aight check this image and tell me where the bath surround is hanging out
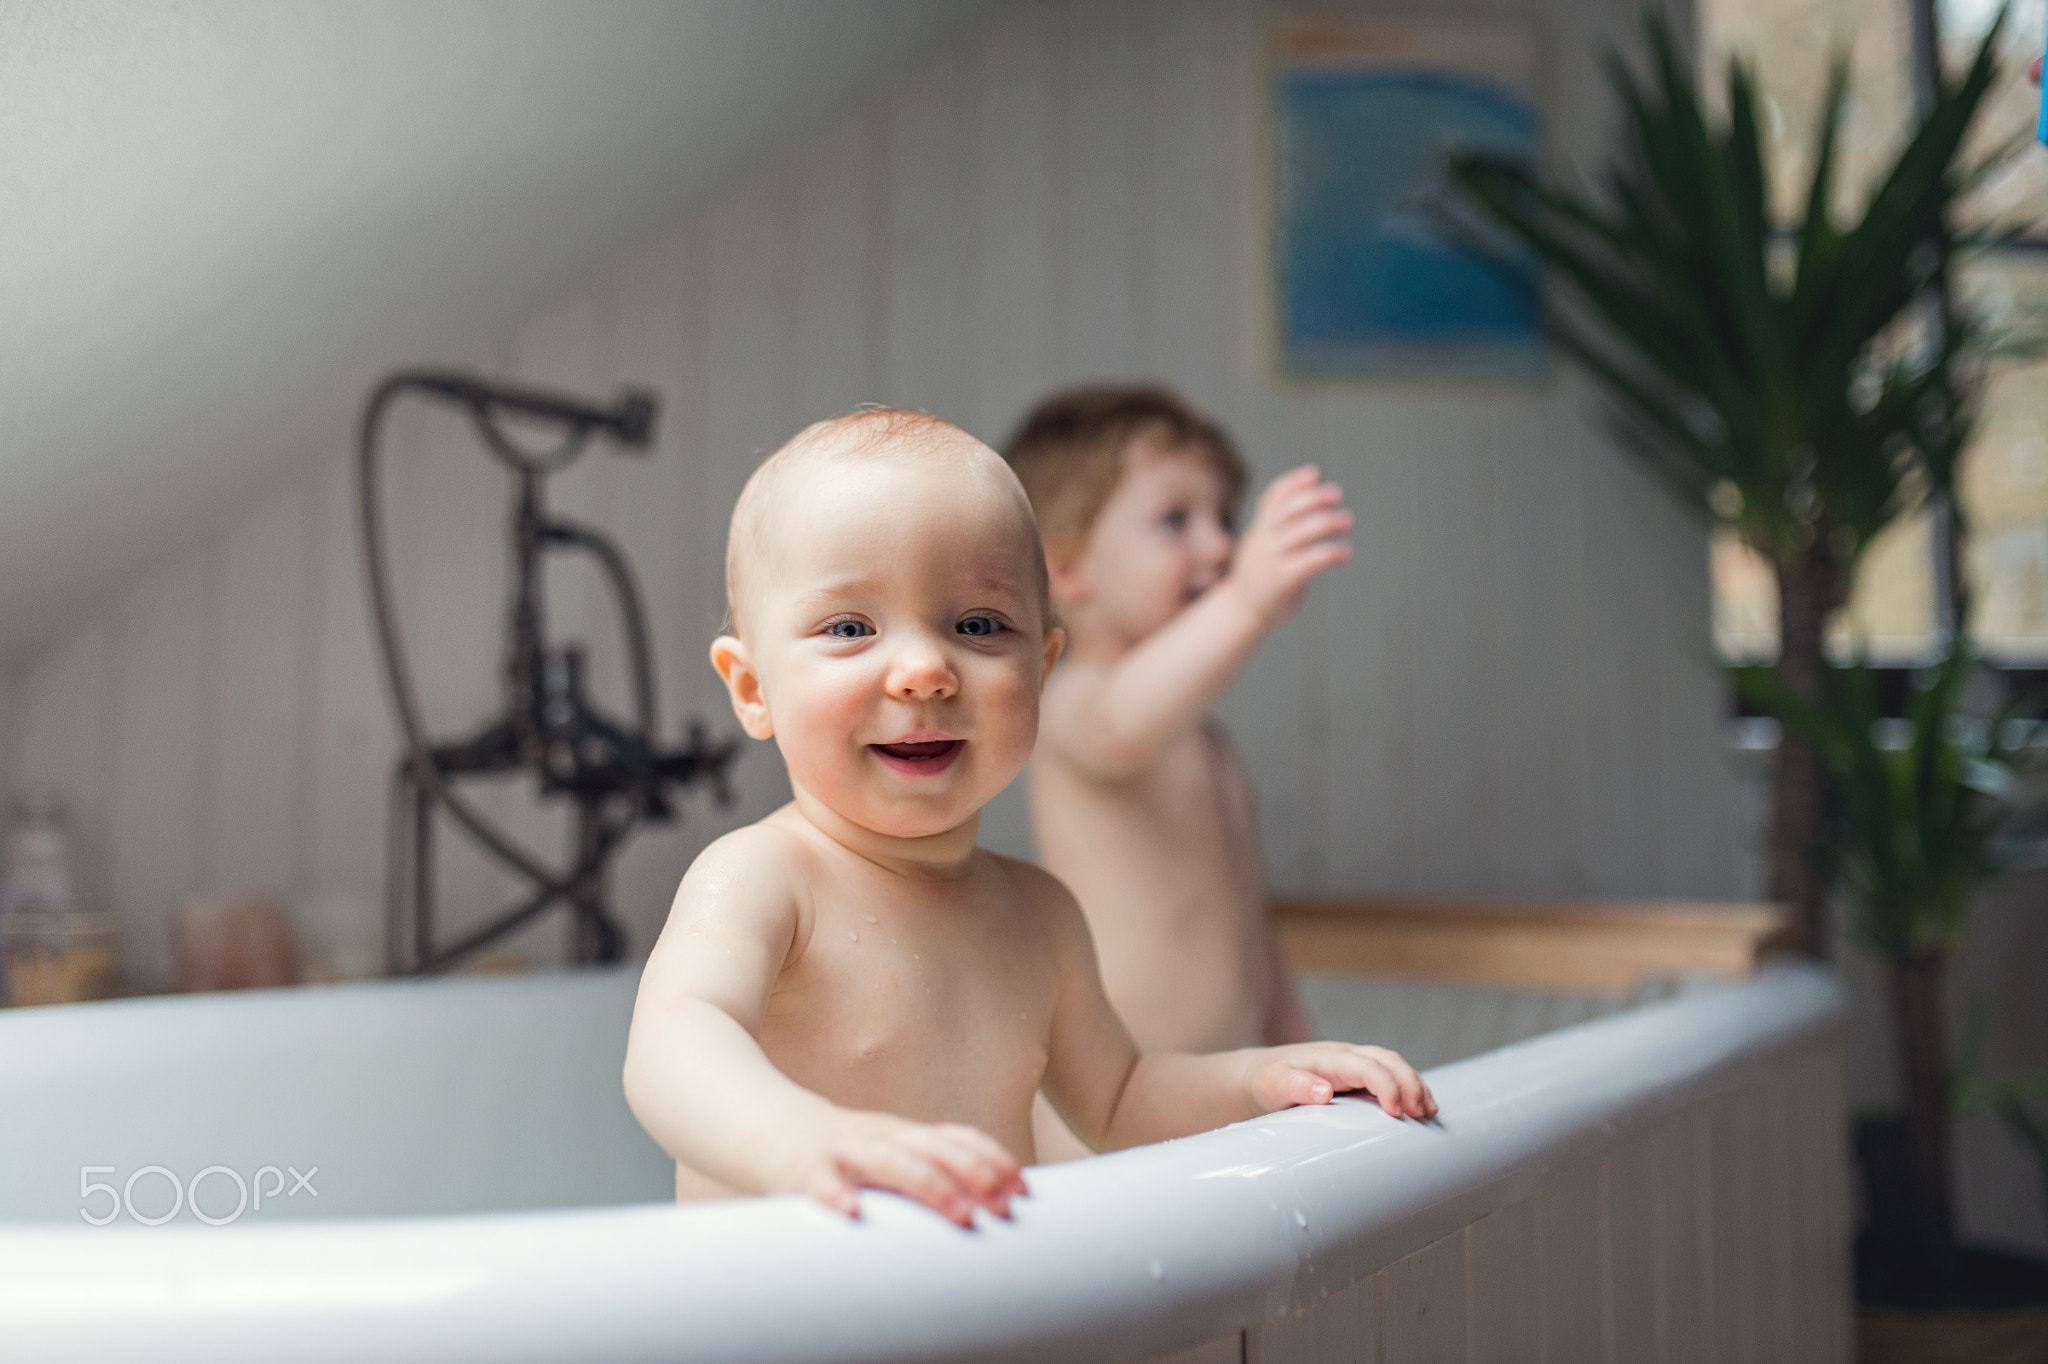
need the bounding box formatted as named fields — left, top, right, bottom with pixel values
left=0, top=965, right=1849, bottom=1361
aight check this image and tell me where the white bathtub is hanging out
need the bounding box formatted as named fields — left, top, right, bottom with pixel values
left=0, top=965, right=1850, bottom=1362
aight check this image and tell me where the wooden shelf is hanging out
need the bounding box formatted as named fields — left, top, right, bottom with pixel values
left=1275, top=897, right=1796, bottom=993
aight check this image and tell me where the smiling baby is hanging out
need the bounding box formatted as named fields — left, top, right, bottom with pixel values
left=622, top=407, right=1433, bottom=1226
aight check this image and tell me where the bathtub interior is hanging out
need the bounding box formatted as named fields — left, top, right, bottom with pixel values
left=1294, top=968, right=1718, bottom=1071
left=0, top=964, right=1726, bottom=1225
left=0, top=969, right=673, bottom=1222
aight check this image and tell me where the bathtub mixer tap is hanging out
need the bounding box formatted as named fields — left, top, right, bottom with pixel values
left=356, top=370, right=738, bottom=975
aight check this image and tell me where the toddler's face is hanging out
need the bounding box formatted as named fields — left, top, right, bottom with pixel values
left=1058, top=433, right=1235, bottom=644
left=722, top=452, right=1059, bottom=841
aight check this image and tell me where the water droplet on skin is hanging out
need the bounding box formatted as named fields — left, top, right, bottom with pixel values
left=862, top=914, right=878, bottom=924
left=848, top=931, right=859, bottom=942
left=1294, top=1210, right=1307, bottom=1229
left=912, top=953, right=919, bottom=959
left=1148, top=1260, right=1165, bottom=1282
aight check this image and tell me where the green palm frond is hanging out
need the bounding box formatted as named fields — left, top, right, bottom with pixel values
left=1446, top=6, right=2011, bottom=581
left=1734, top=640, right=2046, bottom=957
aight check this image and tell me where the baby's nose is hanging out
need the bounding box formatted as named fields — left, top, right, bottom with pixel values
left=886, top=639, right=959, bottom=698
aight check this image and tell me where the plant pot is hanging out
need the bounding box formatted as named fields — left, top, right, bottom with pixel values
left=1860, top=1267, right=2048, bottom=1363
left=1856, top=1117, right=2048, bottom=1361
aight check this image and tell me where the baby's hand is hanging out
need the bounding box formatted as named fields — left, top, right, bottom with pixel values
left=1223, top=464, right=1353, bottom=628
left=1245, top=1042, right=1436, bottom=1121
left=778, top=1109, right=1028, bottom=1228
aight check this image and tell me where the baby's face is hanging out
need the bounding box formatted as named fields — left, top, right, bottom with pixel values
left=724, top=449, right=1058, bottom=842
left=1060, top=434, right=1235, bottom=645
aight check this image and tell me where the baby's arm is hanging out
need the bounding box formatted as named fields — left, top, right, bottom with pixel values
left=1043, top=465, right=1350, bottom=780
left=623, top=829, right=1026, bottom=1227
left=1034, top=869, right=1435, bottom=1151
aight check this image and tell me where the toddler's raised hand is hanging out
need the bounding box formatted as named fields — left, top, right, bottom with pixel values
left=1245, top=1042, right=1435, bottom=1122
left=780, top=1109, right=1028, bottom=1227
left=1223, top=464, right=1353, bottom=628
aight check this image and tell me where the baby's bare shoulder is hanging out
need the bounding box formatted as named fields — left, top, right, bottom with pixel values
left=645, top=819, right=826, bottom=981
left=686, top=819, right=811, bottom=886
left=984, top=853, right=1088, bottom=933
left=670, top=820, right=816, bottom=933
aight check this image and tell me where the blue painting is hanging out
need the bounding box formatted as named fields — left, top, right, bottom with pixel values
left=1277, top=21, right=1542, bottom=379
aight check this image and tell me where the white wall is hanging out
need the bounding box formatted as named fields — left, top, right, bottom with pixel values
left=5, top=0, right=1741, bottom=993
left=0, top=667, right=17, bottom=827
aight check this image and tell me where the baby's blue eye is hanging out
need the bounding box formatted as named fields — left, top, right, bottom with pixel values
left=825, top=619, right=872, bottom=639
left=957, top=615, right=999, bottom=637
left=1162, top=508, right=1189, bottom=532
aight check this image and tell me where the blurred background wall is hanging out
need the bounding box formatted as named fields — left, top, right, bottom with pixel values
left=1, top=0, right=1739, bottom=994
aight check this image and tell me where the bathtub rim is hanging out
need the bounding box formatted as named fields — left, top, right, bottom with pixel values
left=0, top=962, right=1845, bottom=1363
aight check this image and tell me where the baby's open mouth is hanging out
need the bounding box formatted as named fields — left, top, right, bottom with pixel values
left=869, top=739, right=964, bottom=775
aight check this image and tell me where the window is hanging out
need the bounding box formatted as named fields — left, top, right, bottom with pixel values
left=1703, top=0, right=2048, bottom=671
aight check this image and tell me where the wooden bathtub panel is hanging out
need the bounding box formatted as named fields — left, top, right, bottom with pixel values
left=1815, top=1052, right=1857, bottom=1362
left=1535, top=1156, right=1607, bottom=1363
left=1378, top=1230, right=1467, bottom=1363
left=1464, top=1194, right=1541, bottom=1363
left=1756, top=1065, right=1800, bottom=1362
left=1248, top=1273, right=1382, bottom=1364
left=1705, top=1091, right=1763, bottom=1362
left=1141, top=1332, right=1245, bottom=1364
left=1158, top=1080, right=1848, bottom=1364
left=1661, top=1113, right=1711, bottom=1364
left=1787, top=1047, right=1856, bottom=1364
left=1186, top=989, right=1847, bottom=1364
left=1603, top=1128, right=1664, bottom=1363
left=1276, top=898, right=1794, bottom=993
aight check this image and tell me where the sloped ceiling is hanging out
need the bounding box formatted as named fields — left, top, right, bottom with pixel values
left=0, top=0, right=999, bottom=658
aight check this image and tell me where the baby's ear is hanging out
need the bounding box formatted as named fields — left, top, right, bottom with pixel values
left=709, top=636, right=774, bottom=740
left=1040, top=625, right=1066, bottom=685
left=1045, top=551, right=1090, bottom=610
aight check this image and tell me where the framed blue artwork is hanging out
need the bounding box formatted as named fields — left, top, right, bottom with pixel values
left=1275, top=19, right=1544, bottom=380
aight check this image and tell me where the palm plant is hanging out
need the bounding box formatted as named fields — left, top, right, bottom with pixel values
left=1955, top=1013, right=2048, bottom=1259
left=1735, top=641, right=2043, bottom=1285
left=1446, top=11, right=2008, bottom=956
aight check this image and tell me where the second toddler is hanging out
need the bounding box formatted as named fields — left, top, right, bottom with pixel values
left=1006, top=388, right=1352, bottom=1153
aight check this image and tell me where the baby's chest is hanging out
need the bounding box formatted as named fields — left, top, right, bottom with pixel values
left=764, top=914, right=1058, bottom=1089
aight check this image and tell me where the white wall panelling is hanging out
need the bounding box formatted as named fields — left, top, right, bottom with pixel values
left=0, top=666, right=17, bottom=829
left=6, top=0, right=1737, bottom=990
left=1230, top=1045, right=1852, bottom=1364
